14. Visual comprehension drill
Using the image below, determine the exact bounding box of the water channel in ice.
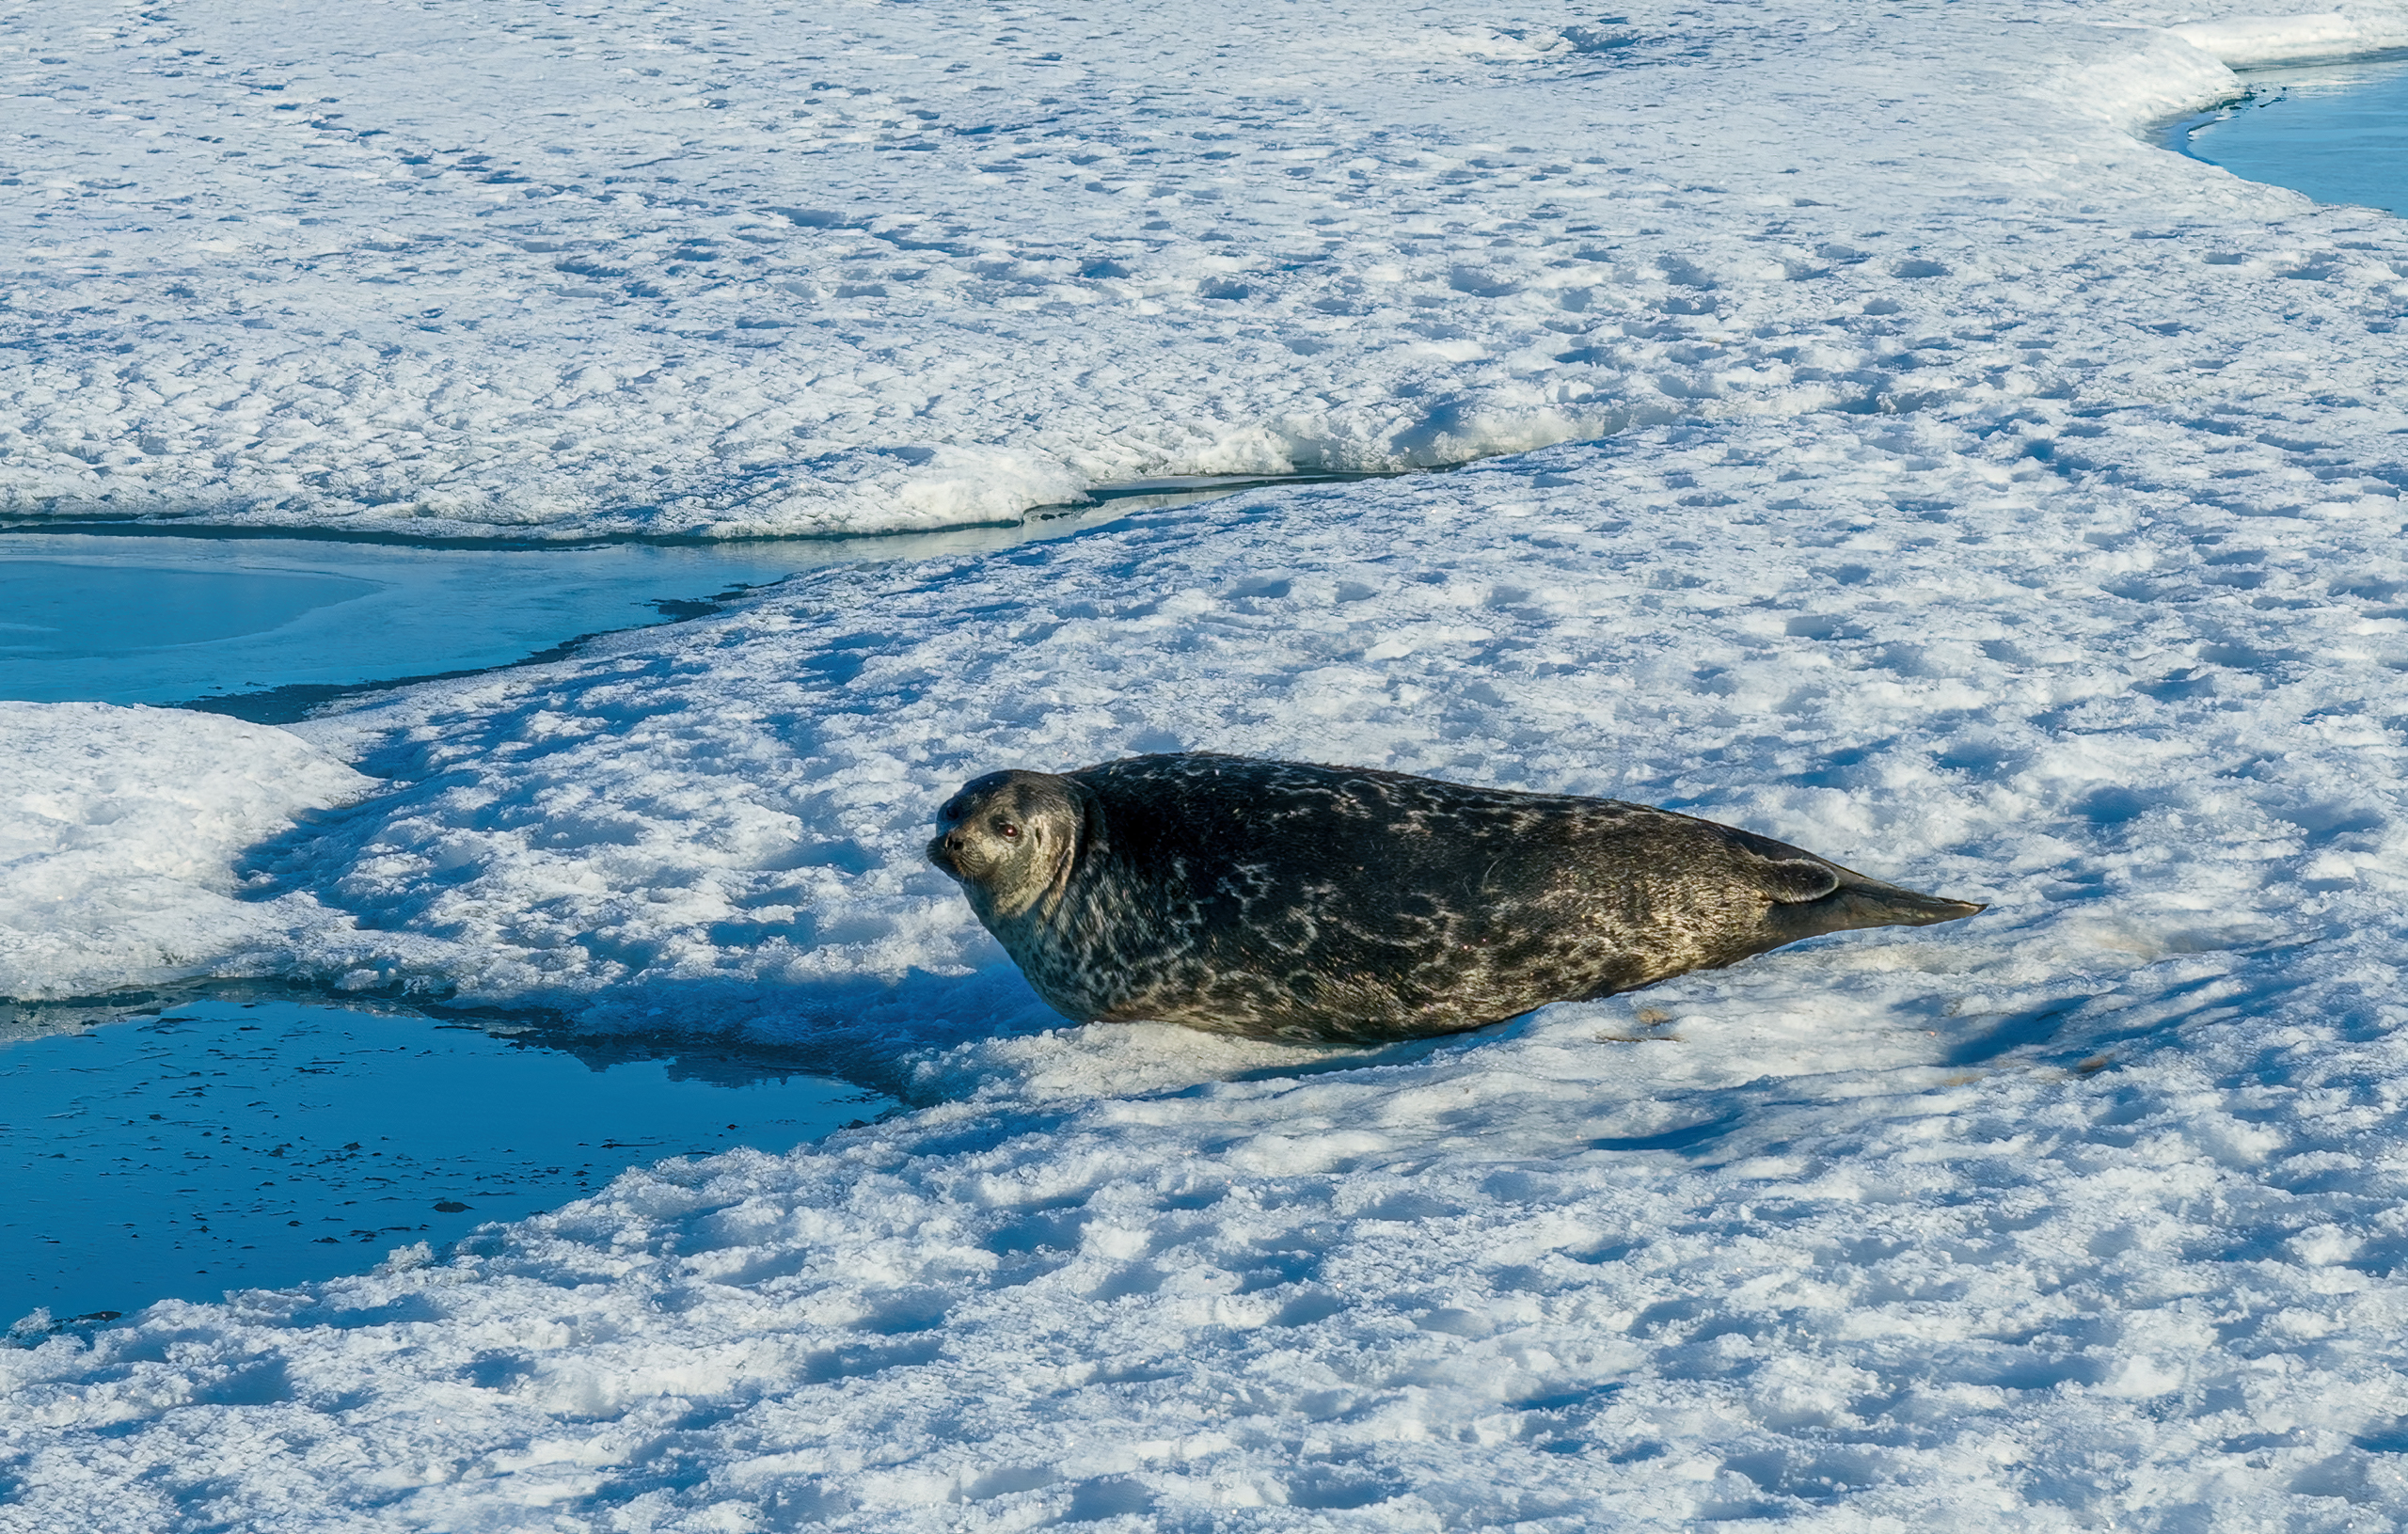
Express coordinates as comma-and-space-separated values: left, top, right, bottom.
0, 476, 1341, 718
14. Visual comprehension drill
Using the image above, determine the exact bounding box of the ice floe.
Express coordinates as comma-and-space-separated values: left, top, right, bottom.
7, 0, 2408, 1528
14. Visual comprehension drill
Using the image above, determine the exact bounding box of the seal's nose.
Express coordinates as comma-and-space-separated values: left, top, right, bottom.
943, 831, 966, 854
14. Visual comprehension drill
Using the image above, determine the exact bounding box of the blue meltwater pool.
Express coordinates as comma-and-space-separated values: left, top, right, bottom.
0, 996, 890, 1329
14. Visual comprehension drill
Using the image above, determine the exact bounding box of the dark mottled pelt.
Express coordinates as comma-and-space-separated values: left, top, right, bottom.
928, 752, 1982, 1045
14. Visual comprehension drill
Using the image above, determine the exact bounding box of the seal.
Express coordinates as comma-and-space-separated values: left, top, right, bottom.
928, 752, 1983, 1045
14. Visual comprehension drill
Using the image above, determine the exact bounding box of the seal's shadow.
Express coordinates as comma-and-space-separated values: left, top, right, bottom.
1212, 1018, 1527, 1084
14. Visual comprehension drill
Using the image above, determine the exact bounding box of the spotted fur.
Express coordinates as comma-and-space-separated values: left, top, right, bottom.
928, 753, 1982, 1045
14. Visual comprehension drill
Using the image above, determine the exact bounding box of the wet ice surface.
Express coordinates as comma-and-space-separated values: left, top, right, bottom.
2181, 52, 2408, 215
0, 479, 1316, 711
0, 996, 887, 1327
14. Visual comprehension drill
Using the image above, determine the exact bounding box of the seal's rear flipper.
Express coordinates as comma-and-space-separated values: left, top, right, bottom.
1772, 875, 1985, 942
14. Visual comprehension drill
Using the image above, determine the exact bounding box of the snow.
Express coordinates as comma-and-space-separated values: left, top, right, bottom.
2169, 11, 2408, 65
2, 0, 2396, 541
0, 704, 366, 1005
7, 0, 2408, 1527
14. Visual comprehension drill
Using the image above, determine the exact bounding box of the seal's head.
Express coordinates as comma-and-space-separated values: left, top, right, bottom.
928, 769, 1084, 919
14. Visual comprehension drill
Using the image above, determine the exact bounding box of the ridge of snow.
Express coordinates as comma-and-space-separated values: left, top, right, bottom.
2167, 8, 2408, 65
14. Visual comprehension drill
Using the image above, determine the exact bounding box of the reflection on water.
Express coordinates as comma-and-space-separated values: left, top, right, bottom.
0, 996, 888, 1329
2, 561, 381, 656
2179, 51, 2408, 215
0, 475, 1369, 714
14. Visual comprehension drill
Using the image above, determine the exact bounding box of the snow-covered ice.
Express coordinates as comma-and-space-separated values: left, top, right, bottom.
2166, 10, 2405, 63
0, 704, 365, 1004
2, 0, 2400, 540
8, 0, 2408, 1528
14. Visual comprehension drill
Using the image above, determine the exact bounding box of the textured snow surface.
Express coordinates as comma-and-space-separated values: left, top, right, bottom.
9, 0, 2408, 1528
2167, 10, 2408, 63
0, 704, 366, 1003
0, 0, 2401, 538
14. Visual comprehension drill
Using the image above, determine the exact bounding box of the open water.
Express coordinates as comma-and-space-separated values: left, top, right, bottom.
2178, 50, 2408, 216
1, 996, 887, 1328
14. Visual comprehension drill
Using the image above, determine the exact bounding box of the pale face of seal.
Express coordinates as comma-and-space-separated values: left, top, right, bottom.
927, 770, 1084, 921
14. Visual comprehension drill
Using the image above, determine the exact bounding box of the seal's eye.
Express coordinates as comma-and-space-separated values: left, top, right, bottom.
997, 820, 1021, 840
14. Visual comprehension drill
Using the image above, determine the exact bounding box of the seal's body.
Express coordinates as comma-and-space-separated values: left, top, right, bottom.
929, 753, 1982, 1045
